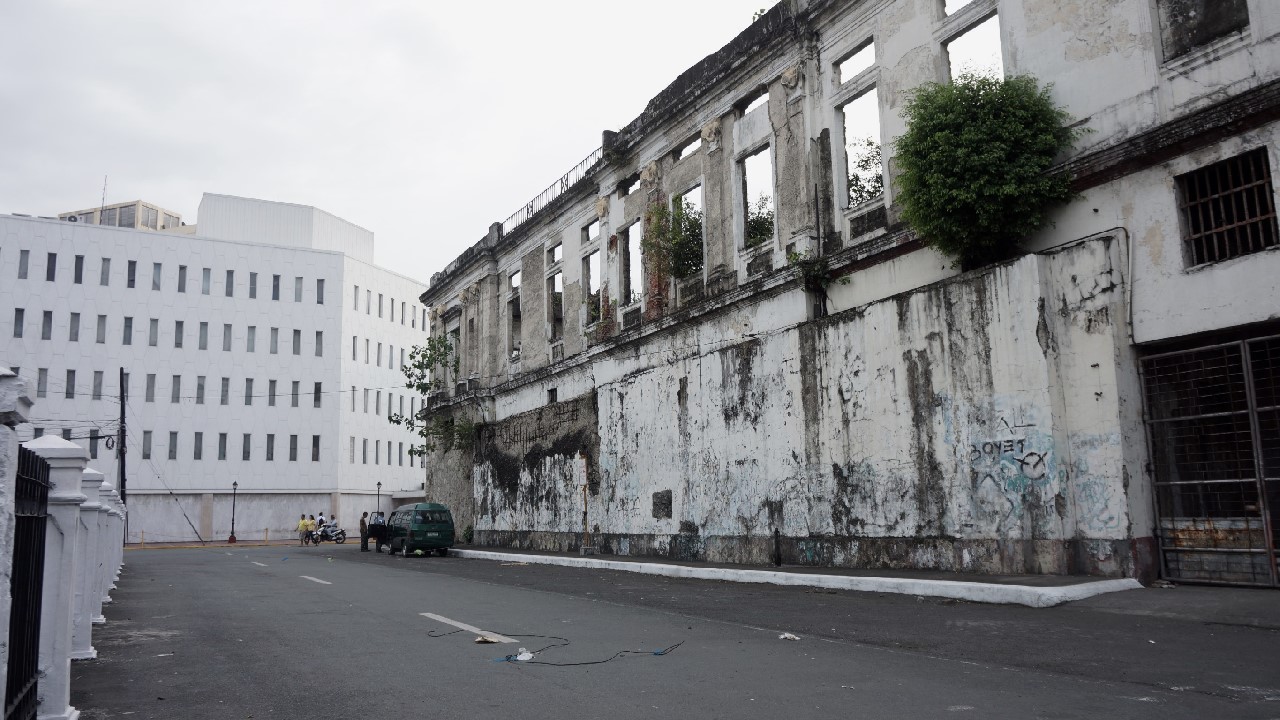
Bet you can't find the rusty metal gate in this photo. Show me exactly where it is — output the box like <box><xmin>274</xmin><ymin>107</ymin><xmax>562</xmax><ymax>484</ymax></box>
<box><xmin>1142</xmin><ymin>334</ymin><xmax>1280</xmax><ymax>586</ymax></box>
<box><xmin>5</xmin><ymin>446</ymin><xmax>50</xmax><ymax>720</ymax></box>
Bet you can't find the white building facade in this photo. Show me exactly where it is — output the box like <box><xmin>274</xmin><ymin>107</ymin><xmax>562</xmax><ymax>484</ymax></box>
<box><xmin>417</xmin><ymin>0</ymin><xmax>1280</xmax><ymax>585</ymax></box>
<box><xmin>1</xmin><ymin>194</ymin><xmax>428</xmax><ymax>542</ymax></box>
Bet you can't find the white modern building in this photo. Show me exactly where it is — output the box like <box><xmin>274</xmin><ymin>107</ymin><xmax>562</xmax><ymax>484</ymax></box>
<box><xmin>1</xmin><ymin>193</ymin><xmax>429</xmax><ymax>542</ymax></box>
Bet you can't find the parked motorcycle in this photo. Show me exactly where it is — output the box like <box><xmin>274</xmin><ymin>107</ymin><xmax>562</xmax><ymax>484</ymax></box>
<box><xmin>312</xmin><ymin>524</ymin><xmax>347</xmax><ymax>544</ymax></box>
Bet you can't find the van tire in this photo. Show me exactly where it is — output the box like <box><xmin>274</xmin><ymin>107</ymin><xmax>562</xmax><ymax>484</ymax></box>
<box><xmin>436</xmin><ymin>548</ymin><xmax>448</xmax><ymax>557</ymax></box>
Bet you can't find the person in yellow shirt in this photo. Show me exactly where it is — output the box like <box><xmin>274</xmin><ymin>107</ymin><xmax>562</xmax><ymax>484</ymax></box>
<box><xmin>297</xmin><ymin>514</ymin><xmax>309</xmax><ymax>546</ymax></box>
<box><xmin>306</xmin><ymin>515</ymin><xmax>318</xmax><ymax>544</ymax></box>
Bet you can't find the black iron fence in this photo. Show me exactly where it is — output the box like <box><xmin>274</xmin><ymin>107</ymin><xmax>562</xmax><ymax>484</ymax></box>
<box><xmin>501</xmin><ymin>147</ymin><xmax>603</xmax><ymax>236</ymax></box>
<box><xmin>5</xmin><ymin>446</ymin><xmax>50</xmax><ymax>720</ymax></box>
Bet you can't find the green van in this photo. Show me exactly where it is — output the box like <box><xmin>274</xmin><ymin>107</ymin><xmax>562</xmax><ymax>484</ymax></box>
<box><xmin>384</xmin><ymin>503</ymin><xmax>455</xmax><ymax>556</ymax></box>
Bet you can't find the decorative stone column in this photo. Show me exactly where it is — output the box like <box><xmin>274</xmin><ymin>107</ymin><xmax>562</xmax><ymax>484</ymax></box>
<box><xmin>24</xmin><ymin>435</ymin><xmax>87</xmax><ymax>720</ymax></box>
<box><xmin>96</xmin><ymin>482</ymin><xmax>117</xmax><ymax>612</ymax></box>
<box><xmin>0</xmin><ymin>365</ymin><xmax>33</xmax><ymax>709</ymax></box>
<box><xmin>70</xmin><ymin>468</ymin><xmax>103</xmax><ymax>660</ymax></box>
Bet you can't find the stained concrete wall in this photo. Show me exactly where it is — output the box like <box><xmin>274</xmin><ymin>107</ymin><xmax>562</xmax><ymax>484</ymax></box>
<box><xmin>471</xmin><ymin>238</ymin><xmax>1149</xmax><ymax>577</ymax></box>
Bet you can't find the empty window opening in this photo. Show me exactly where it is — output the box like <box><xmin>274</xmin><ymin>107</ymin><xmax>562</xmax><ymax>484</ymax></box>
<box><xmin>621</xmin><ymin>223</ymin><xmax>643</xmax><ymax>307</ymax></box>
<box><xmin>46</xmin><ymin>253</ymin><xmax>57</xmax><ymax>282</ymax></box>
<box><xmin>946</xmin><ymin>14</ymin><xmax>1003</xmax><ymax>79</ymax></box>
<box><xmin>841</xmin><ymin>89</ymin><xmax>883</xmax><ymax>207</ymax></box>
<box><xmin>836</xmin><ymin>41</ymin><xmax>875</xmax><ymax>85</ymax></box>
<box><xmin>178</xmin><ymin>265</ymin><xmax>187</xmax><ymax>293</ymax></box>
<box><xmin>617</xmin><ymin>174</ymin><xmax>639</xmax><ymax>198</ymax></box>
<box><xmin>740</xmin><ymin>87</ymin><xmax>768</xmax><ymax>115</ymax></box>
<box><xmin>547</xmin><ymin>388</ymin><xmax>558</xmax><ymax>404</ymax></box>
<box><xmin>152</xmin><ymin>262</ymin><xmax>162</xmax><ymax>291</ymax></box>
<box><xmin>741</xmin><ymin>148</ymin><xmax>776</xmax><ymax>249</ymax></box>
<box><xmin>508</xmin><ymin>293</ymin><xmax>522</xmax><ymax>362</ymax></box>
<box><xmin>675</xmin><ymin>136</ymin><xmax>702</xmax><ymax>161</ymax></box>
<box><xmin>1177</xmin><ymin>147</ymin><xmax>1278</xmax><ymax>266</ymax></box>
<box><xmin>672</xmin><ymin>186</ymin><xmax>705</xmax><ymax>279</ymax></box>
<box><xmin>1157</xmin><ymin>0</ymin><xmax>1249</xmax><ymax>61</ymax></box>
<box><xmin>74</xmin><ymin>255</ymin><xmax>84</xmax><ymax>284</ymax></box>
<box><xmin>249</xmin><ymin>272</ymin><xmax>258</xmax><ymax>298</ymax></box>
<box><xmin>225</xmin><ymin>269</ymin><xmax>235</xmax><ymax>297</ymax></box>
<box><xmin>202</xmin><ymin>267</ymin><xmax>211</xmax><ymax>295</ymax></box>
<box><xmin>509</xmin><ymin>270</ymin><xmax>521</xmax><ymax>290</ymax></box>
<box><xmin>127</xmin><ymin>260</ymin><xmax>137</xmax><ymax>288</ymax></box>
<box><xmin>583</xmin><ymin>250</ymin><xmax>601</xmax><ymax>325</ymax></box>
<box><xmin>547</xmin><ymin>271</ymin><xmax>564</xmax><ymax>341</ymax></box>
<box><xmin>547</xmin><ymin>243</ymin><xmax>563</xmax><ymax>266</ymax></box>
<box><xmin>583</xmin><ymin>220</ymin><xmax>601</xmax><ymax>245</ymax></box>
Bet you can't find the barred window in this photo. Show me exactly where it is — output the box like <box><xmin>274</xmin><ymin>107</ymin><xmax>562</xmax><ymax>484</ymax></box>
<box><xmin>1178</xmin><ymin>147</ymin><xmax>1278</xmax><ymax>266</ymax></box>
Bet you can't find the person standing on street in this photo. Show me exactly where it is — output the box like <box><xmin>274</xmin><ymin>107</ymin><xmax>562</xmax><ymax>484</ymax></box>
<box><xmin>359</xmin><ymin>512</ymin><xmax>370</xmax><ymax>552</ymax></box>
<box><xmin>297</xmin><ymin>514</ymin><xmax>309</xmax><ymax>546</ymax></box>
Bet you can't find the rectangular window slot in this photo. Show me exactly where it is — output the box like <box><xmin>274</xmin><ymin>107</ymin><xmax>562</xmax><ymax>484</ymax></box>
<box><xmin>741</xmin><ymin>147</ymin><xmax>775</xmax><ymax>250</ymax></box>
<box><xmin>946</xmin><ymin>13</ymin><xmax>1003</xmax><ymax>80</ymax></box>
<box><xmin>1178</xmin><ymin>147</ymin><xmax>1278</xmax><ymax>266</ymax></box>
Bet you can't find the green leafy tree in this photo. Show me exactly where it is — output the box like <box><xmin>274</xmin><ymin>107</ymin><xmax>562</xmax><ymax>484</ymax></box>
<box><xmin>743</xmin><ymin>194</ymin><xmax>775</xmax><ymax>249</ymax></box>
<box><xmin>894</xmin><ymin>73</ymin><xmax>1078</xmax><ymax>269</ymax></box>
<box><xmin>389</xmin><ymin>335</ymin><xmax>473</xmax><ymax>456</ymax></box>
<box><xmin>642</xmin><ymin>197</ymin><xmax>705</xmax><ymax>281</ymax></box>
<box><xmin>846</xmin><ymin>138</ymin><xmax>883</xmax><ymax>207</ymax></box>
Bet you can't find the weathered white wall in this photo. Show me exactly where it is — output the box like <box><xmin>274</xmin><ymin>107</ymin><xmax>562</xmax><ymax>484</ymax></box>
<box><xmin>472</xmin><ymin>238</ymin><xmax>1149</xmax><ymax>576</ymax></box>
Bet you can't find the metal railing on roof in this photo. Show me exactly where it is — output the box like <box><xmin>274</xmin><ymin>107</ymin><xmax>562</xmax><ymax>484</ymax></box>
<box><xmin>501</xmin><ymin>147</ymin><xmax>604</xmax><ymax>236</ymax></box>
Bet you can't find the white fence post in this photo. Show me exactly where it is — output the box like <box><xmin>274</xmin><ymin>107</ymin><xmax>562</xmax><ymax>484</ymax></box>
<box><xmin>70</xmin><ymin>467</ymin><xmax>104</xmax><ymax>660</ymax></box>
<box><xmin>24</xmin><ymin>435</ymin><xmax>87</xmax><ymax>720</ymax></box>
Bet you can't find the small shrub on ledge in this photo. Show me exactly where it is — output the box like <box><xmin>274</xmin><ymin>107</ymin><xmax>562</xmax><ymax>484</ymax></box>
<box><xmin>894</xmin><ymin>73</ymin><xmax>1079</xmax><ymax>269</ymax></box>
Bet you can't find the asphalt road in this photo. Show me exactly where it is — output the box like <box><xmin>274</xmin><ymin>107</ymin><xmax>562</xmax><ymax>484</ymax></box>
<box><xmin>72</xmin><ymin>544</ymin><xmax>1280</xmax><ymax>719</ymax></box>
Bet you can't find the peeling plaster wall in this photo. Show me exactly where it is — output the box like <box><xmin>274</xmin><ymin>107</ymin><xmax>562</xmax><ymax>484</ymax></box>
<box><xmin>471</xmin><ymin>238</ymin><xmax>1149</xmax><ymax>577</ymax></box>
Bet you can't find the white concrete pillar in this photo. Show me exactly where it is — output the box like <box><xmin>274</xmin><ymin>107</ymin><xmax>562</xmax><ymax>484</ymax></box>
<box><xmin>111</xmin><ymin>501</ymin><xmax>124</xmax><ymax>584</ymax></box>
<box><xmin>70</xmin><ymin>468</ymin><xmax>104</xmax><ymax>660</ymax></box>
<box><xmin>24</xmin><ymin>435</ymin><xmax>87</xmax><ymax>720</ymax></box>
<box><xmin>0</xmin><ymin>365</ymin><xmax>33</xmax><ymax>712</ymax></box>
<box><xmin>97</xmin><ymin>483</ymin><xmax>118</xmax><ymax>609</ymax></box>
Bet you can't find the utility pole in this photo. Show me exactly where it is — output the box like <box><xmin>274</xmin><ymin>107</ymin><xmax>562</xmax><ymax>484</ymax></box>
<box><xmin>118</xmin><ymin>366</ymin><xmax>127</xmax><ymax>511</ymax></box>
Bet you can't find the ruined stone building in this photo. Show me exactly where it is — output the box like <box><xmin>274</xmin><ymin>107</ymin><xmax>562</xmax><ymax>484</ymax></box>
<box><xmin>419</xmin><ymin>0</ymin><xmax>1280</xmax><ymax>585</ymax></box>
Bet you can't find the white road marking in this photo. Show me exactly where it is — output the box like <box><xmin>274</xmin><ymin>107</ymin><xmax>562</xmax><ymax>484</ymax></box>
<box><xmin>251</xmin><ymin>562</ymin><xmax>267</xmax><ymax>567</ymax></box>
<box><xmin>300</xmin><ymin>576</ymin><xmax>332</xmax><ymax>585</ymax></box>
<box><xmin>420</xmin><ymin>613</ymin><xmax>516</xmax><ymax>643</ymax></box>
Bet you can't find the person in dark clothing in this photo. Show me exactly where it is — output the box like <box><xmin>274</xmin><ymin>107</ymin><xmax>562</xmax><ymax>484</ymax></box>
<box><xmin>359</xmin><ymin>511</ymin><xmax>370</xmax><ymax>551</ymax></box>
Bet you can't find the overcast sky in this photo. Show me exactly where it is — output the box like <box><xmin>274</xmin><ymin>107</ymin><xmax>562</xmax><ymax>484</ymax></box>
<box><xmin>1</xmin><ymin>1</ymin><xmax>772</xmax><ymax>282</ymax></box>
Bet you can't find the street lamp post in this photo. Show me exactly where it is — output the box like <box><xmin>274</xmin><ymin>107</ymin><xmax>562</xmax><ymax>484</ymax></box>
<box><xmin>376</xmin><ymin>481</ymin><xmax>382</xmax><ymax>514</ymax></box>
<box><xmin>228</xmin><ymin>481</ymin><xmax>238</xmax><ymax>544</ymax></box>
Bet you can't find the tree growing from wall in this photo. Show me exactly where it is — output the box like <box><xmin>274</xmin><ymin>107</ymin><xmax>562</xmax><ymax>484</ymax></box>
<box><xmin>894</xmin><ymin>73</ymin><xmax>1078</xmax><ymax>269</ymax></box>
<box><xmin>390</xmin><ymin>334</ymin><xmax>474</xmax><ymax>456</ymax></box>
<box><xmin>743</xmin><ymin>194</ymin><xmax>775</xmax><ymax>249</ymax></box>
<box><xmin>642</xmin><ymin>197</ymin><xmax>704</xmax><ymax>280</ymax></box>
<box><xmin>846</xmin><ymin>138</ymin><xmax>883</xmax><ymax>207</ymax></box>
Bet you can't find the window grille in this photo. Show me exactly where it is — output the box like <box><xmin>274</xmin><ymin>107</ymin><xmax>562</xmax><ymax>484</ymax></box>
<box><xmin>1178</xmin><ymin>148</ymin><xmax>1278</xmax><ymax>266</ymax></box>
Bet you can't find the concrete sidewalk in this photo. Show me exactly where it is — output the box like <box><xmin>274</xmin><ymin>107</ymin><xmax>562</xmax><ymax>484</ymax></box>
<box><xmin>449</xmin><ymin>547</ymin><xmax>1142</xmax><ymax>608</ymax></box>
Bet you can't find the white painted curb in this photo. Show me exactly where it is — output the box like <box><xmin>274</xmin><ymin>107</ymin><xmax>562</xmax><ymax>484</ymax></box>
<box><xmin>451</xmin><ymin>549</ymin><xmax>1142</xmax><ymax>608</ymax></box>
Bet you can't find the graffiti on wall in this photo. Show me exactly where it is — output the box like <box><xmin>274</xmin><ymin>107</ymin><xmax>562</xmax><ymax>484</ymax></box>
<box><xmin>964</xmin><ymin>411</ymin><xmax>1067</xmax><ymax>535</ymax></box>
